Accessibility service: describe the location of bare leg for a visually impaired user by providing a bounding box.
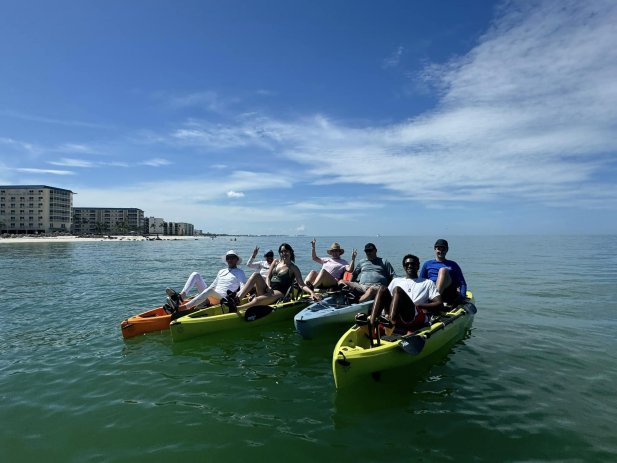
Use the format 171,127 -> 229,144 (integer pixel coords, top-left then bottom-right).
369,286 -> 392,325
237,273 -> 268,300
359,285 -> 380,302
312,269 -> 337,289
388,286 -> 415,325
304,270 -> 318,286
237,291 -> 283,310
436,267 -> 452,295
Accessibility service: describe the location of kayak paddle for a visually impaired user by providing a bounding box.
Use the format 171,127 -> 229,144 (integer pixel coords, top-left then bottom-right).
240,305 -> 274,321
399,335 -> 426,355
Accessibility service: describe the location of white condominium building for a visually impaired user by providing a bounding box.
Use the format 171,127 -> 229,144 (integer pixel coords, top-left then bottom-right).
0,185 -> 74,234
72,207 -> 144,235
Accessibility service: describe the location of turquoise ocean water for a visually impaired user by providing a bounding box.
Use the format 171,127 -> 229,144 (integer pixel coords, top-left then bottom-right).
1,235 -> 616,462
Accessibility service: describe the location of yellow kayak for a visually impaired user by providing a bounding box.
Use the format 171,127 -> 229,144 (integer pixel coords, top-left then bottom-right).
170,294 -> 311,342
332,293 -> 476,389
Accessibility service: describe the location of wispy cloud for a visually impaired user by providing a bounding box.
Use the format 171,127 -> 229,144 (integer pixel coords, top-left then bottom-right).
15,168 -> 75,175
227,190 -> 245,198
382,45 -> 404,69
163,90 -> 242,115
0,137 -> 40,155
56,143 -> 99,154
170,118 -> 276,150
162,1 -> 617,210
48,158 -> 97,168
141,158 -> 172,167
0,109 -> 113,129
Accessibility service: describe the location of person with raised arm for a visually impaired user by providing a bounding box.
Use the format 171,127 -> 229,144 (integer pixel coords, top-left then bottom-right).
232,243 -> 321,311
246,246 -> 274,278
304,239 -> 356,290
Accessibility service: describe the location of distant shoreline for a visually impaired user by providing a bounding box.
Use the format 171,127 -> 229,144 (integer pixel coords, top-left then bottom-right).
0,235 -> 201,244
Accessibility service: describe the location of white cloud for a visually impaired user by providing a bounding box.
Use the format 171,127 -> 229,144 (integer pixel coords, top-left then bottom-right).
165,1 -> 617,210
56,143 -> 98,154
141,158 -> 171,167
15,168 -> 75,175
227,190 -> 245,198
48,158 -> 97,168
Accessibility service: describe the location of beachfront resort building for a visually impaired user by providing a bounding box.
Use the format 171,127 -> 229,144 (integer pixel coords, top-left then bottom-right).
72,207 -> 144,235
143,217 -> 195,236
0,185 -> 74,234
166,222 -> 194,236
145,216 -> 166,235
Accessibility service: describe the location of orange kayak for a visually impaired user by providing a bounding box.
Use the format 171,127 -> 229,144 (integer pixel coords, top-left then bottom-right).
120,296 -> 223,339
120,305 -> 173,339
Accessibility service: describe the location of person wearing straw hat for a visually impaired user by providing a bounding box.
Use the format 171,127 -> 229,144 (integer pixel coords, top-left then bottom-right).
305,239 -> 357,290
165,250 -> 247,312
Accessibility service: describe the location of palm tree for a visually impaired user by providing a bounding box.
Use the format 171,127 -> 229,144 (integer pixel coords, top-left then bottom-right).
81,218 -> 89,235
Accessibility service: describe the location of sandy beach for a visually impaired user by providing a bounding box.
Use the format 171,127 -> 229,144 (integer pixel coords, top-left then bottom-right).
0,235 -> 201,244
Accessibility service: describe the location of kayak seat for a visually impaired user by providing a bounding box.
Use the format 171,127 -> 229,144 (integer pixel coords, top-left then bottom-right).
280,282 -> 302,302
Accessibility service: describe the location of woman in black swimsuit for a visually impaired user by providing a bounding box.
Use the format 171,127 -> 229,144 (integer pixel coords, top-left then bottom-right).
235,243 -> 320,309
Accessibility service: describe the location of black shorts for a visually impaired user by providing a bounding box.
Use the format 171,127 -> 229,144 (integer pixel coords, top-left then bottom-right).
441,283 -> 462,305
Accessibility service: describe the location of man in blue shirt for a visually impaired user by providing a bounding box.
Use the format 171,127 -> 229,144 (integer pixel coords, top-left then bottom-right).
419,239 -> 467,306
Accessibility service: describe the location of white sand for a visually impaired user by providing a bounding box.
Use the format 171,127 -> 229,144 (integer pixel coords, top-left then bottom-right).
0,235 -> 201,244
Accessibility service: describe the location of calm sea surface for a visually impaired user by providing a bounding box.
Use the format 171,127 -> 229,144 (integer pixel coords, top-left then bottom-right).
1,235 -> 616,462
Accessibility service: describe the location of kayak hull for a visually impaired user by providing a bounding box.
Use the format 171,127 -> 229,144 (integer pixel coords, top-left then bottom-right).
332,295 -> 476,389
294,292 -> 373,339
119,296 -> 205,339
120,306 -> 172,339
170,296 -> 311,342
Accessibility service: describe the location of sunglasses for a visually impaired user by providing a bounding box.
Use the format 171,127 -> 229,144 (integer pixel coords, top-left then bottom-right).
364,248 -> 376,252
226,255 -> 238,260
403,261 -> 417,268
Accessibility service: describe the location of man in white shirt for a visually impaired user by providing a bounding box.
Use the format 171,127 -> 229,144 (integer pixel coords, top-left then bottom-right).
367,254 -> 443,330
167,250 -> 247,311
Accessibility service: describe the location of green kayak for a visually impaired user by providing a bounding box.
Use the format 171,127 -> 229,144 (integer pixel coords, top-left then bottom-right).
332,295 -> 477,389
170,295 -> 311,342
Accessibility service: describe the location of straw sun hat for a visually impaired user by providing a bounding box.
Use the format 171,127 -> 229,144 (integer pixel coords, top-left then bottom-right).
326,242 -> 344,255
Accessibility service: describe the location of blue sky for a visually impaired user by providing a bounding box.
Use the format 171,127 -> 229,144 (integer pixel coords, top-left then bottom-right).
1,0 -> 616,235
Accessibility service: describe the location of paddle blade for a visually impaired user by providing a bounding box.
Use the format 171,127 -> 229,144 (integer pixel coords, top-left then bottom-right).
399,336 -> 425,355
243,305 -> 274,321
464,302 -> 478,314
